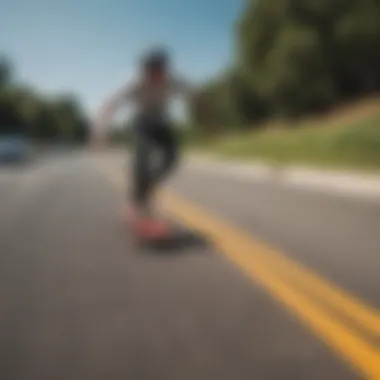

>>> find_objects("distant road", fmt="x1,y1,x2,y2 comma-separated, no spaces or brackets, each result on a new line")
0,150,379,379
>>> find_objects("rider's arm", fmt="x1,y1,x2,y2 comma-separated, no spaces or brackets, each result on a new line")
171,76,196,98
171,76,207,118
93,83,138,140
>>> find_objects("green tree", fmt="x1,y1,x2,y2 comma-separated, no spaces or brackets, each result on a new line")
0,55,90,143
0,56,13,89
197,0,380,126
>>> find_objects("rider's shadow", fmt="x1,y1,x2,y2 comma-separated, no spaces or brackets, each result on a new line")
139,227,210,254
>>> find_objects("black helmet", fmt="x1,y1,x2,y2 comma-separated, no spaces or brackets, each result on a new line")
142,47,169,71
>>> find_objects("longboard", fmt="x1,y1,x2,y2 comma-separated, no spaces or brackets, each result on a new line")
124,210,172,245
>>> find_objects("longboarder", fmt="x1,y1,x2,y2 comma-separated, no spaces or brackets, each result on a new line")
93,47,199,239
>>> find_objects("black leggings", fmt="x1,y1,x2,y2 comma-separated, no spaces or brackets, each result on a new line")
130,120,178,210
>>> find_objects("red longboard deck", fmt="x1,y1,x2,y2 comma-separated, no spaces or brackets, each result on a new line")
125,215,172,241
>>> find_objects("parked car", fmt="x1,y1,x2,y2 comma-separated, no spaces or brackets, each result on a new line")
0,135,34,164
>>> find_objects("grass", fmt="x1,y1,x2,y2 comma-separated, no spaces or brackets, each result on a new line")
195,114,380,172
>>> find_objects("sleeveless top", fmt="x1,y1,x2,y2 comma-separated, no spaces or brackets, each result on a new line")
109,75,192,123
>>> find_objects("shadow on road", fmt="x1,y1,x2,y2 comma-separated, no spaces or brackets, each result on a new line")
139,227,210,254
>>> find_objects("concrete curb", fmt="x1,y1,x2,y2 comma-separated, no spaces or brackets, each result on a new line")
187,156,380,200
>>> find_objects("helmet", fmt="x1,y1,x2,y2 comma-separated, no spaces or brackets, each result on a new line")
142,47,169,71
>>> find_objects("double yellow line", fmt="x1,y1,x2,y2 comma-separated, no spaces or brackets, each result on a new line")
106,170,380,378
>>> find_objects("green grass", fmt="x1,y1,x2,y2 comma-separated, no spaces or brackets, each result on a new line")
197,115,380,171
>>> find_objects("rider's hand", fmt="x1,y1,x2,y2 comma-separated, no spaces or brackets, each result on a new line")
193,92,210,114
90,132,107,151
192,92,211,123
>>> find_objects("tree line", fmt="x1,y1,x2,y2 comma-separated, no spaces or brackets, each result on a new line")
0,56,89,144
192,0,380,132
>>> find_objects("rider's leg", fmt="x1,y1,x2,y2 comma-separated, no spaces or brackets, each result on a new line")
128,118,178,231
129,127,153,218
150,123,178,187
136,124,178,234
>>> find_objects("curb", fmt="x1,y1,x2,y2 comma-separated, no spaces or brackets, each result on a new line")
188,156,380,200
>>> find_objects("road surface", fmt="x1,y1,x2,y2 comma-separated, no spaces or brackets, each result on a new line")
0,150,379,380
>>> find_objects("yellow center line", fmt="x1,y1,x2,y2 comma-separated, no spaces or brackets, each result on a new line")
162,191,380,337
104,169,380,378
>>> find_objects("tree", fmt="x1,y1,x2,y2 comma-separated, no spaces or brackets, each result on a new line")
0,91,25,135
0,55,90,143
0,56,13,89
193,0,380,127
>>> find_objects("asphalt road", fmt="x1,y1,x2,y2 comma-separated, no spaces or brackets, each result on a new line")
0,150,379,380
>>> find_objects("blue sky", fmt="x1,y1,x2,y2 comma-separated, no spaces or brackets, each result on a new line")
1,0,244,119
